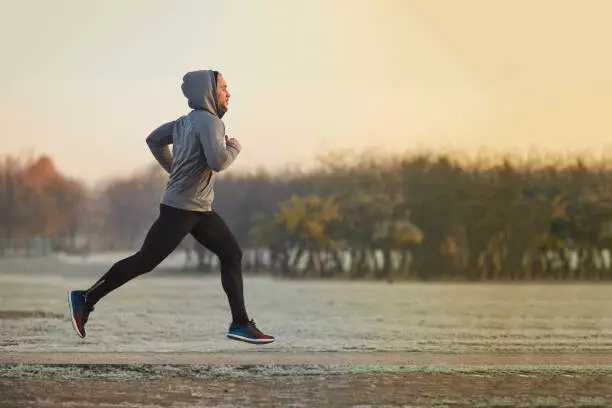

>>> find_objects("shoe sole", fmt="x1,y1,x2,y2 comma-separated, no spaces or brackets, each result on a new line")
227,333,275,344
67,291,85,339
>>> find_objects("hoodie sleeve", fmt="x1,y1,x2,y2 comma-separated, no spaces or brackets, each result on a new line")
146,121,175,174
198,117,240,172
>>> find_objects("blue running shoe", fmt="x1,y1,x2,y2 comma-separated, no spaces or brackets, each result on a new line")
227,319,275,344
67,290,94,338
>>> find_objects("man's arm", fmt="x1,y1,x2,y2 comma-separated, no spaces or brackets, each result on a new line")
146,121,175,174
198,118,240,172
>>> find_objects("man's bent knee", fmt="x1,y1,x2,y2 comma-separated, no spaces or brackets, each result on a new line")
220,246,242,268
132,251,165,275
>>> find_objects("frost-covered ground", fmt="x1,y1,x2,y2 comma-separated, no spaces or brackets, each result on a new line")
2,255,612,407
1,255,612,354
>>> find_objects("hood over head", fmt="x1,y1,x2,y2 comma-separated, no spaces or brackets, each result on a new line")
181,70,226,118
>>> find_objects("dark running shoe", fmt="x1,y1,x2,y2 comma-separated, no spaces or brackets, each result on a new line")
227,319,275,344
67,290,94,338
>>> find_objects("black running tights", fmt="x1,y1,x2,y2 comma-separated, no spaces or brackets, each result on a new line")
84,204,249,325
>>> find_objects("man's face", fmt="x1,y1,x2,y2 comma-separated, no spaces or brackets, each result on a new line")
216,74,230,111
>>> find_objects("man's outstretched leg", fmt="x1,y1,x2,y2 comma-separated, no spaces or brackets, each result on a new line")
68,205,199,338
191,211,275,344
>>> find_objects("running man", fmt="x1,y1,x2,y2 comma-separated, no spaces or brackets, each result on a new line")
68,70,275,345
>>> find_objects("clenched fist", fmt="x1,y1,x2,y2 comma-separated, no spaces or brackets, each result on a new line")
225,135,241,151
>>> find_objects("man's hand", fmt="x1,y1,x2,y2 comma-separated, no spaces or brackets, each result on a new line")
225,135,241,151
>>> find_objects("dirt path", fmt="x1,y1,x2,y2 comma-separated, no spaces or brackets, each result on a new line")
2,352,612,407
3,350,612,366
2,372,612,407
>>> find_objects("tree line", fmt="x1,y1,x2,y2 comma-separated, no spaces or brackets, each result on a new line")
0,155,166,255
3,151,612,281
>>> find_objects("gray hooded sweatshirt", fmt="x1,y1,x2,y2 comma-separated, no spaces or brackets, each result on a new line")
145,70,240,212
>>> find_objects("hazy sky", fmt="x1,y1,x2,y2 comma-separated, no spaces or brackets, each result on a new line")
2,0,612,184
